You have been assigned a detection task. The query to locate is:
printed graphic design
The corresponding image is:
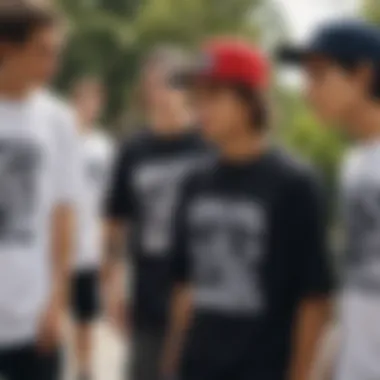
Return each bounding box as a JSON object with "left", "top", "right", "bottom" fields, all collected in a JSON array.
[
  {"left": 345, "top": 182, "right": 380, "bottom": 289},
  {"left": 188, "top": 197, "right": 267, "bottom": 313},
  {"left": 133, "top": 157, "right": 200, "bottom": 255},
  {"left": 0, "top": 140, "right": 41, "bottom": 245}
]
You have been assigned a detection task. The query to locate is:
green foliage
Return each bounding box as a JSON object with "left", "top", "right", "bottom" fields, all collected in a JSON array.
[
  {"left": 55, "top": 0, "right": 348, "bottom": 197},
  {"left": 363, "top": 0, "right": 380, "bottom": 23},
  {"left": 55, "top": 0, "right": 265, "bottom": 127},
  {"left": 278, "top": 91, "right": 346, "bottom": 196}
]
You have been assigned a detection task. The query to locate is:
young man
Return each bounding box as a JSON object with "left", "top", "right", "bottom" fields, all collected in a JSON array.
[
  {"left": 71, "top": 78, "right": 114, "bottom": 380},
  {"left": 278, "top": 20, "right": 380, "bottom": 380},
  {"left": 104, "top": 47, "right": 210, "bottom": 380},
  {"left": 165, "top": 39, "right": 333, "bottom": 380},
  {"left": 0, "top": 3, "right": 79, "bottom": 380}
]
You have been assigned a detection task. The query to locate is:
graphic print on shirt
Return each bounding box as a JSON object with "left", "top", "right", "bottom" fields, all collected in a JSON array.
[
  {"left": 0, "top": 140, "right": 41, "bottom": 245},
  {"left": 133, "top": 157, "right": 201, "bottom": 256},
  {"left": 345, "top": 181, "right": 380, "bottom": 290},
  {"left": 188, "top": 196, "right": 267, "bottom": 313}
]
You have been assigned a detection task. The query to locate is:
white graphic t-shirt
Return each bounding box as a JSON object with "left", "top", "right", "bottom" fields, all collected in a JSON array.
[
  {"left": 337, "top": 142, "right": 380, "bottom": 380},
  {"left": 0, "top": 90, "right": 79, "bottom": 347},
  {"left": 75, "top": 130, "right": 114, "bottom": 270}
]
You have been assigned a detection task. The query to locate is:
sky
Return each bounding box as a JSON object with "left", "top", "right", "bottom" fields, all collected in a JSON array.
[{"left": 274, "top": 0, "right": 361, "bottom": 42}]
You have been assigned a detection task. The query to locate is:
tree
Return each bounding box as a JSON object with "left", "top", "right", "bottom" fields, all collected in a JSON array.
[
  {"left": 363, "top": 0, "right": 380, "bottom": 23},
  {"left": 276, "top": 89, "right": 346, "bottom": 203},
  {"left": 55, "top": 0, "right": 269, "bottom": 127}
]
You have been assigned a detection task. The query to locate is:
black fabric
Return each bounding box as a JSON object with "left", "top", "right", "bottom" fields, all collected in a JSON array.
[
  {"left": 129, "top": 328, "right": 166, "bottom": 380},
  {"left": 0, "top": 343, "right": 61, "bottom": 380},
  {"left": 105, "top": 129, "right": 211, "bottom": 331},
  {"left": 71, "top": 269, "right": 100, "bottom": 323},
  {"left": 173, "top": 148, "right": 334, "bottom": 380}
]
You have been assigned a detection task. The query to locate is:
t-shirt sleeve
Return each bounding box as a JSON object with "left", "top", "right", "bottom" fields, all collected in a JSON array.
[
  {"left": 52, "top": 107, "right": 81, "bottom": 205},
  {"left": 104, "top": 143, "right": 134, "bottom": 220},
  {"left": 172, "top": 178, "right": 193, "bottom": 284},
  {"left": 289, "top": 171, "right": 334, "bottom": 298}
]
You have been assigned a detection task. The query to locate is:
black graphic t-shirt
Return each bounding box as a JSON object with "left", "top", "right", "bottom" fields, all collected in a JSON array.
[
  {"left": 105, "top": 129, "right": 211, "bottom": 330},
  {"left": 173, "top": 148, "right": 333, "bottom": 380}
]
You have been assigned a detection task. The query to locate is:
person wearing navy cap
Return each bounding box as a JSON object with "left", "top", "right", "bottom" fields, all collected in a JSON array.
[
  {"left": 162, "top": 39, "right": 333, "bottom": 380},
  {"left": 279, "top": 20, "right": 380, "bottom": 380}
]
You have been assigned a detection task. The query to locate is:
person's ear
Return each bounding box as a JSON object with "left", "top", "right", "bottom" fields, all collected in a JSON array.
[{"left": 355, "top": 62, "right": 374, "bottom": 96}]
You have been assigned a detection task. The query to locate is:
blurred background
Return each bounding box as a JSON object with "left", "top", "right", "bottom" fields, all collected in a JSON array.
[
  {"left": 53, "top": 0, "right": 377, "bottom": 196},
  {"left": 50, "top": 0, "right": 377, "bottom": 378}
]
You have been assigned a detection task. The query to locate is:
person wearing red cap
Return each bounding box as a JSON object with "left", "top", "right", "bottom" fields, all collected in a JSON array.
[{"left": 162, "top": 39, "right": 333, "bottom": 380}]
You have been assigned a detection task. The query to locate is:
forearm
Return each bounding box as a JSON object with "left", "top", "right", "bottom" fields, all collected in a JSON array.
[
  {"left": 310, "top": 322, "right": 340, "bottom": 380},
  {"left": 101, "top": 220, "right": 126, "bottom": 298},
  {"left": 50, "top": 204, "right": 75, "bottom": 311},
  {"left": 289, "top": 297, "right": 332, "bottom": 380},
  {"left": 163, "top": 284, "right": 193, "bottom": 362}
]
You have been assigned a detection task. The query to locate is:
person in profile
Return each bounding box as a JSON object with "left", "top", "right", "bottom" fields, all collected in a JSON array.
[
  {"left": 279, "top": 20, "right": 380, "bottom": 380},
  {"left": 0, "top": 2, "right": 80, "bottom": 380}
]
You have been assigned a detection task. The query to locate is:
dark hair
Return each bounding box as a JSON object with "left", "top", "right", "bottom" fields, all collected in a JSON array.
[
  {"left": 0, "top": 2, "right": 60, "bottom": 45},
  {"left": 231, "top": 83, "right": 270, "bottom": 132},
  {"left": 335, "top": 57, "right": 380, "bottom": 99}
]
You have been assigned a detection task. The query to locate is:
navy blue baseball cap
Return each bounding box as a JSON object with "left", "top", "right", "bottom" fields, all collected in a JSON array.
[{"left": 277, "top": 20, "right": 380, "bottom": 66}]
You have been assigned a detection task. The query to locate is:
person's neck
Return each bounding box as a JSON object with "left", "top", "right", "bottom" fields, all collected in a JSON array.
[
  {"left": 0, "top": 70, "right": 33, "bottom": 100},
  {"left": 350, "top": 102, "right": 380, "bottom": 143},
  {"left": 150, "top": 111, "right": 192, "bottom": 137},
  {"left": 77, "top": 118, "right": 95, "bottom": 136},
  {"left": 221, "top": 132, "right": 267, "bottom": 163}
]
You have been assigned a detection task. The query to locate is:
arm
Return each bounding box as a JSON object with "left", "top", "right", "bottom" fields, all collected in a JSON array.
[
  {"left": 101, "top": 219, "right": 127, "bottom": 331},
  {"left": 161, "top": 283, "right": 193, "bottom": 377},
  {"left": 102, "top": 144, "right": 134, "bottom": 331},
  {"left": 289, "top": 298, "right": 332, "bottom": 380},
  {"left": 39, "top": 107, "right": 80, "bottom": 352},
  {"left": 50, "top": 204, "right": 75, "bottom": 314},
  {"left": 310, "top": 322, "right": 340, "bottom": 380},
  {"left": 161, "top": 181, "right": 194, "bottom": 378},
  {"left": 288, "top": 173, "right": 334, "bottom": 380}
]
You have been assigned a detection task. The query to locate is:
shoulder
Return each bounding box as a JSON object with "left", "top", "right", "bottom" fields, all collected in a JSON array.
[
  {"left": 266, "top": 148, "right": 325, "bottom": 202},
  {"left": 340, "top": 147, "right": 361, "bottom": 179},
  {"left": 34, "top": 90, "right": 77, "bottom": 139},
  {"left": 116, "top": 129, "right": 153, "bottom": 159},
  {"left": 35, "top": 89, "right": 75, "bottom": 122},
  {"left": 270, "top": 147, "right": 320, "bottom": 183},
  {"left": 185, "top": 129, "right": 209, "bottom": 146},
  {"left": 91, "top": 129, "right": 114, "bottom": 153}
]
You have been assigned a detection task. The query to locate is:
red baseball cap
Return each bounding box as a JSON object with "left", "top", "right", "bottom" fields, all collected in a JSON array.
[{"left": 173, "top": 38, "right": 270, "bottom": 89}]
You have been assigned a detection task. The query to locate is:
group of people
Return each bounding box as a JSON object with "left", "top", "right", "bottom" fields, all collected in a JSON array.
[{"left": 1, "top": 2, "right": 380, "bottom": 380}]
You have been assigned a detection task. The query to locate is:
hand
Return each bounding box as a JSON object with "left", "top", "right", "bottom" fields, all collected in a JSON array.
[{"left": 37, "top": 301, "right": 63, "bottom": 353}]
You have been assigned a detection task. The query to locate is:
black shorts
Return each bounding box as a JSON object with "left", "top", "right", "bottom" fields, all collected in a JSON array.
[
  {"left": 71, "top": 269, "right": 100, "bottom": 323},
  {"left": 0, "top": 342, "right": 61, "bottom": 380}
]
